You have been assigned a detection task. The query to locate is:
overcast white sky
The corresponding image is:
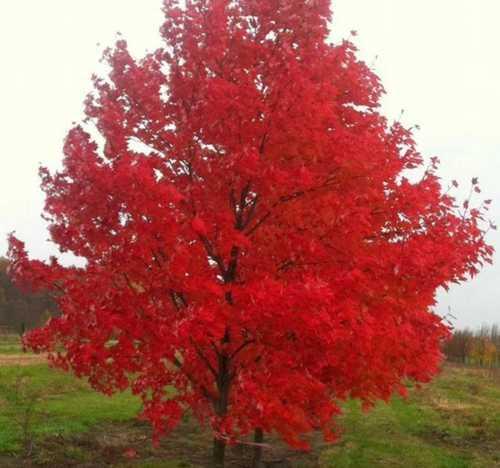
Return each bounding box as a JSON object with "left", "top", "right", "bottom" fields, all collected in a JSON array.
[{"left": 0, "top": 1, "right": 499, "bottom": 329}]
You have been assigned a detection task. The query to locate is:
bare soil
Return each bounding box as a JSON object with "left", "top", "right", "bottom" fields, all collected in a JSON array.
[{"left": 0, "top": 419, "right": 326, "bottom": 467}]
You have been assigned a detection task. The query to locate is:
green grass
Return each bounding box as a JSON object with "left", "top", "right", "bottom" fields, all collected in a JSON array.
[
  {"left": 323, "top": 366, "right": 500, "bottom": 467},
  {"left": 322, "top": 400, "right": 472, "bottom": 467},
  {"left": 0, "top": 364, "right": 141, "bottom": 454},
  {"left": 0, "top": 335, "right": 24, "bottom": 355},
  {"left": 0, "top": 345, "right": 24, "bottom": 355}
]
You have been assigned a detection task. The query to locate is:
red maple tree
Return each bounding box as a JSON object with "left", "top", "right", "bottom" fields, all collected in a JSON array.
[{"left": 8, "top": 1, "right": 493, "bottom": 466}]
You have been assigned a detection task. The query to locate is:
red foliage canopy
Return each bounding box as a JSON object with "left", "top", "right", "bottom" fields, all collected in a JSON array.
[{"left": 9, "top": 0, "right": 493, "bottom": 452}]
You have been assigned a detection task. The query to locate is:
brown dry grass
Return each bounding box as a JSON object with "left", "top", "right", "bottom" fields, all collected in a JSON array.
[{"left": 0, "top": 354, "right": 47, "bottom": 367}]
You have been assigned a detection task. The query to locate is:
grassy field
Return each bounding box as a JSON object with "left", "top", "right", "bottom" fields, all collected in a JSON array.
[
  {"left": 0, "top": 333, "right": 25, "bottom": 355},
  {"left": 0, "top": 335, "right": 499, "bottom": 467}
]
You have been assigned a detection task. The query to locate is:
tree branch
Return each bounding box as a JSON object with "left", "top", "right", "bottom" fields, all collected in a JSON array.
[{"left": 229, "top": 339, "right": 256, "bottom": 361}]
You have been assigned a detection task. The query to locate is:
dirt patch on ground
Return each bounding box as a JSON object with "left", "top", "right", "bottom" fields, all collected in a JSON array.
[
  {"left": 430, "top": 396, "right": 475, "bottom": 412},
  {"left": 0, "top": 419, "right": 328, "bottom": 467},
  {"left": 0, "top": 354, "right": 47, "bottom": 367}
]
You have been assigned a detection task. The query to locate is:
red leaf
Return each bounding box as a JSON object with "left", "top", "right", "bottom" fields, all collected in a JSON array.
[{"left": 192, "top": 217, "right": 208, "bottom": 236}]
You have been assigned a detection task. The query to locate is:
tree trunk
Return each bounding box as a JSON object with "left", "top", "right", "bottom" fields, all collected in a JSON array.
[
  {"left": 213, "top": 437, "right": 227, "bottom": 467},
  {"left": 212, "top": 361, "right": 231, "bottom": 467},
  {"left": 252, "top": 427, "right": 264, "bottom": 468}
]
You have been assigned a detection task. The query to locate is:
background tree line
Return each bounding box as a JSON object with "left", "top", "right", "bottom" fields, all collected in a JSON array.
[
  {"left": 0, "top": 257, "right": 56, "bottom": 333},
  {"left": 444, "top": 324, "right": 500, "bottom": 368}
]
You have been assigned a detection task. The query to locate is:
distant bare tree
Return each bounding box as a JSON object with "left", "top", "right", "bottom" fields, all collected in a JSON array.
[
  {"left": 0, "top": 258, "right": 57, "bottom": 332},
  {"left": 444, "top": 324, "right": 499, "bottom": 367}
]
